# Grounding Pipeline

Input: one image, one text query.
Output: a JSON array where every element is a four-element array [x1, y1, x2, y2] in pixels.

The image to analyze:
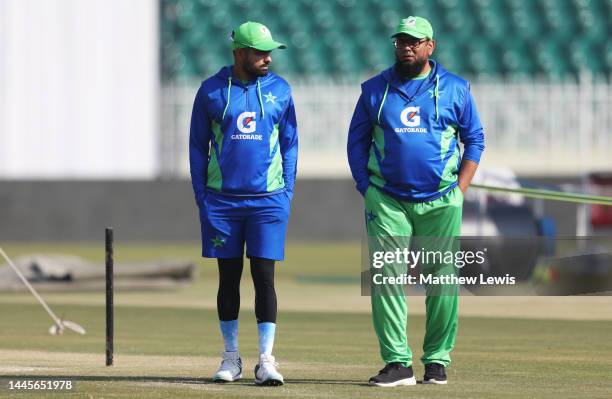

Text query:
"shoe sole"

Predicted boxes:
[[422, 378, 447, 385], [369, 376, 416, 387], [212, 373, 242, 383], [255, 378, 284, 386]]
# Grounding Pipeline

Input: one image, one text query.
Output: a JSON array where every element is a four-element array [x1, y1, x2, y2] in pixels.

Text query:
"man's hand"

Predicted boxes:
[[457, 159, 479, 193]]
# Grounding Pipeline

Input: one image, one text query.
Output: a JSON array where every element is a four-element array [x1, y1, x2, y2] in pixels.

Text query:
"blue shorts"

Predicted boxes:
[[199, 191, 291, 261]]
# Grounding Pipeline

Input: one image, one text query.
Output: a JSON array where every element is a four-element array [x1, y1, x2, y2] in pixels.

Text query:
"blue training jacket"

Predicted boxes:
[[347, 60, 485, 202], [189, 66, 298, 206]]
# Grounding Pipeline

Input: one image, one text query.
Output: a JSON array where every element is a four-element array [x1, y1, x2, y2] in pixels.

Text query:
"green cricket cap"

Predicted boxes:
[[391, 16, 434, 40], [231, 21, 286, 51]]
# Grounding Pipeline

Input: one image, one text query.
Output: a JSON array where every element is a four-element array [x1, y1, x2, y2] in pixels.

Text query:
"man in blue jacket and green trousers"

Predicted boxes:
[[347, 16, 485, 387], [190, 21, 297, 386]]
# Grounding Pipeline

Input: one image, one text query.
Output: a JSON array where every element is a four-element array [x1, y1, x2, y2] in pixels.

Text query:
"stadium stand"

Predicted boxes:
[[160, 0, 612, 81]]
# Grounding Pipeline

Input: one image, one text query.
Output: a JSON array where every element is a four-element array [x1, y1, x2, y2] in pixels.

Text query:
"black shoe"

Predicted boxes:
[[423, 363, 447, 385], [368, 362, 416, 387]]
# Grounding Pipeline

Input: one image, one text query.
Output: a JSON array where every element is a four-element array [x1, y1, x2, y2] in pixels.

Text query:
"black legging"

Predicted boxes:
[[217, 257, 277, 323]]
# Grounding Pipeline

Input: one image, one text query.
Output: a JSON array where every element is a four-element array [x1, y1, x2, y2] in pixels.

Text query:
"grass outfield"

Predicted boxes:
[[1, 303, 612, 398], [1, 242, 612, 398]]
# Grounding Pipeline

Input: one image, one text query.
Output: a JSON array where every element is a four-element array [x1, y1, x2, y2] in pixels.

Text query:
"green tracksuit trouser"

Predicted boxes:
[[365, 185, 463, 367]]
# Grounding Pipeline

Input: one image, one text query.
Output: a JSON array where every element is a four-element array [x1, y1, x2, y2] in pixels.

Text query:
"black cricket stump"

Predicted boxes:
[[105, 227, 114, 366]]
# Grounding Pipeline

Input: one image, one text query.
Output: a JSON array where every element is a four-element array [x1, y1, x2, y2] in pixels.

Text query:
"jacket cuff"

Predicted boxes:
[[357, 183, 369, 197]]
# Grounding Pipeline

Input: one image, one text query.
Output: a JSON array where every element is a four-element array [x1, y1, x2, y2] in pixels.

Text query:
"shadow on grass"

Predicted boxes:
[[1, 375, 367, 386]]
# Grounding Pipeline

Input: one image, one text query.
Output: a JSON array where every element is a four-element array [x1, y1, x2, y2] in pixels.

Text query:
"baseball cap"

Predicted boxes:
[[231, 21, 286, 51], [391, 16, 434, 40]]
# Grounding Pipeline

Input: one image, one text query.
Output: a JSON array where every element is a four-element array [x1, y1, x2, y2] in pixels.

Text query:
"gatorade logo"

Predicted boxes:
[[400, 107, 420, 127], [396, 106, 427, 133], [237, 112, 256, 133]]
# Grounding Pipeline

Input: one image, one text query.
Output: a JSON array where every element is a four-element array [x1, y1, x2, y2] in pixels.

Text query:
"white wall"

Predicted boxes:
[[0, 0, 158, 178]]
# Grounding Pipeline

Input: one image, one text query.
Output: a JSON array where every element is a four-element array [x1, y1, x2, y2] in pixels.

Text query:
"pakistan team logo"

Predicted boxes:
[[212, 235, 226, 248]]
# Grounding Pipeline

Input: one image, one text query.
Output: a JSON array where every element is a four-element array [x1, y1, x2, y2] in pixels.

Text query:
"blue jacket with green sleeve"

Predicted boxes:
[[189, 66, 298, 207], [347, 60, 485, 202]]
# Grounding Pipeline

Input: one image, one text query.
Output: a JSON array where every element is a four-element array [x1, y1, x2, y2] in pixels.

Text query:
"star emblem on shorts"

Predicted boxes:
[[365, 210, 377, 223], [211, 235, 226, 248], [264, 91, 277, 104]]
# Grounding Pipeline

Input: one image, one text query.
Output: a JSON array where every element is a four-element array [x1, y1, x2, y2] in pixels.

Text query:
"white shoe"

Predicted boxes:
[[212, 351, 242, 382], [254, 354, 284, 386]]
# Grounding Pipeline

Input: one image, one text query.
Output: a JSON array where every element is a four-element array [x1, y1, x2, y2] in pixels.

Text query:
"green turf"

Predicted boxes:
[[1, 302, 611, 398], [1, 242, 612, 398]]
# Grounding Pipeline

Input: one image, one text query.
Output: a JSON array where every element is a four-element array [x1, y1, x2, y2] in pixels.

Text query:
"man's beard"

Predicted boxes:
[[395, 54, 428, 79], [245, 62, 269, 78]]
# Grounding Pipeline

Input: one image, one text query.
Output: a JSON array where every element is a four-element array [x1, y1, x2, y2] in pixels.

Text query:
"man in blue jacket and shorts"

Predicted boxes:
[[189, 21, 297, 386]]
